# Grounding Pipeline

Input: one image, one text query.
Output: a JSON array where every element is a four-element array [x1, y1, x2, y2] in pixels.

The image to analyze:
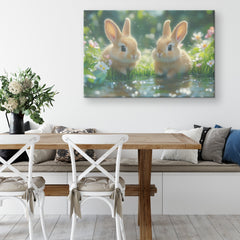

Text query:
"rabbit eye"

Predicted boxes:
[[168, 44, 173, 51], [121, 45, 127, 52]]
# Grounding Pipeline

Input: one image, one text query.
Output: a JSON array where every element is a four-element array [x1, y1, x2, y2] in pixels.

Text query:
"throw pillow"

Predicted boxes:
[[194, 124, 211, 160], [53, 126, 96, 162], [26, 123, 56, 164], [0, 121, 31, 163], [215, 125, 240, 165], [161, 127, 203, 164], [201, 127, 231, 163]]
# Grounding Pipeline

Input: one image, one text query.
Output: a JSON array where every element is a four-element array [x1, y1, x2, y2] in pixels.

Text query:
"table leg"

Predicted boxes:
[[138, 149, 152, 240]]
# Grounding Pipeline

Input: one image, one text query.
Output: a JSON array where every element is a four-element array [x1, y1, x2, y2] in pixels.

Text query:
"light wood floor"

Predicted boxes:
[[1, 215, 240, 240]]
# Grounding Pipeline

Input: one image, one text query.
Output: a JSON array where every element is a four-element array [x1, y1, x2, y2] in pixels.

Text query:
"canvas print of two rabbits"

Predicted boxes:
[[84, 10, 215, 98]]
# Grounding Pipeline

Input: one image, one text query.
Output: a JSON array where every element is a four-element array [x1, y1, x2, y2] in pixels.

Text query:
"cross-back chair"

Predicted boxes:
[[0, 134, 48, 240], [62, 134, 129, 240]]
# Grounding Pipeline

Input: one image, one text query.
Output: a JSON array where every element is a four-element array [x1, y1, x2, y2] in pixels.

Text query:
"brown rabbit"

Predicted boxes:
[[152, 20, 192, 78], [102, 18, 141, 75]]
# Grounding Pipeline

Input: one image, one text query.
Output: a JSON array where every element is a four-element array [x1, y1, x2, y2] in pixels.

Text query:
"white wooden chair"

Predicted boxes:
[[62, 134, 129, 240], [0, 135, 48, 240]]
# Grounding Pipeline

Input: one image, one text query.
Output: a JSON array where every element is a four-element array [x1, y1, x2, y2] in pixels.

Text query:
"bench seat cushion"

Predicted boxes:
[[2, 158, 240, 172]]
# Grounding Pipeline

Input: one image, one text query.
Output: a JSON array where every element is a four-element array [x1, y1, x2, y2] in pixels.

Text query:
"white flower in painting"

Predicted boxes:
[[207, 59, 215, 67], [4, 98, 18, 111], [95, 61, 109, 73], [192, 53, 203, 62], [8, 81, 22, 94], [192, 32, 203, 41], [198, 40, 209, 50], [89, 40, 99, 49]]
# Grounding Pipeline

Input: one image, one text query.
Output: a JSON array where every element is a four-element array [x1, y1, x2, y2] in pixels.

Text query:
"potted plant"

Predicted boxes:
[[0, 68, 58, 134]]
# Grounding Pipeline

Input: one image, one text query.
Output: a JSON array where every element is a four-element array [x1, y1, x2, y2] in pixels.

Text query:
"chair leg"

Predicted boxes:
[[39, 191, 48, 240], [28, 210, 34, 240], [115, 214, 122, 240], [119, 215, 126, 240], [70, 211, 77, 240]]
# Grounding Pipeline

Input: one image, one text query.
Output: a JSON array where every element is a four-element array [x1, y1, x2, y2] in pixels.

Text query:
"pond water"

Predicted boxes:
[[84, 75, 215, 98]]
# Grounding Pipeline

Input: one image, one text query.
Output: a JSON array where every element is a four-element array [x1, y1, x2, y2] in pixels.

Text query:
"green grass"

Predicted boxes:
[[84, 35, 215, 84]]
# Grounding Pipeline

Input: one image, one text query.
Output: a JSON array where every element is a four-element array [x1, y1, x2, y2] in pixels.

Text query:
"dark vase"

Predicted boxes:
[[9, 113, 25, 134]]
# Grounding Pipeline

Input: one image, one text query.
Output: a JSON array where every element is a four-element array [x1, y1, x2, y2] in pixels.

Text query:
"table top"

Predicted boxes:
[[0, 133, 201, 150]]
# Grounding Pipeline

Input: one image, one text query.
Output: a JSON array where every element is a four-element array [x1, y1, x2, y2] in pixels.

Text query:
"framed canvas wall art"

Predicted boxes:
[[84, 10, 215, 98]]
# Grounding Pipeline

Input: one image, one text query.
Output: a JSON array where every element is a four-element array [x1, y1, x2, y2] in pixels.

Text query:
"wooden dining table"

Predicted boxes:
[[0, 133, 201, 240]]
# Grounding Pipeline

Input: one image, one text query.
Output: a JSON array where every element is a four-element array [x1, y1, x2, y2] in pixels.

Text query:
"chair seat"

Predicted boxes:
[[77, 176, 125, 192], [0, 176, 45, 192]]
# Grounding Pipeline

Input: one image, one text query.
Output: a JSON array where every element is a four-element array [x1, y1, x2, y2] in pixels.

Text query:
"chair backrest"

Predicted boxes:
[[0, 135, 40, 189], [62, 134, 129, 190]]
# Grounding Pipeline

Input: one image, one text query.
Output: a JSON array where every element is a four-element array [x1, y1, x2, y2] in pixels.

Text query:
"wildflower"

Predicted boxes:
[[196, 63, 202, 67], [192, 32, 203, 41], [8, 81, 22, 94], [192, 54, 202, 62], [4, 98, 18, 111], [95, 61, 109, 73], [89, 40, 99, 48], [205, 26, 214, 38], [104, 54, 110, 59], [83, 41, 87, 45], [207, 59, 215, 67], [198, 40, 209, 50], [108, 59, 112, 66]]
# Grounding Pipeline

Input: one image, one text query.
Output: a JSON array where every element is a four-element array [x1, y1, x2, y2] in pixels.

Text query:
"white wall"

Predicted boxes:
[[0, 0, 239, 132]]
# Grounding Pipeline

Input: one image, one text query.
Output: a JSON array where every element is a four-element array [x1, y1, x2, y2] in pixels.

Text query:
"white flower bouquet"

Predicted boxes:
[[0, 68, 58, 124]]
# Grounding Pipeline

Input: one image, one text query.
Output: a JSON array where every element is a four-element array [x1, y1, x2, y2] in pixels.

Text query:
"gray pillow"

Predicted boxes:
[[202, 128, 231, 163]]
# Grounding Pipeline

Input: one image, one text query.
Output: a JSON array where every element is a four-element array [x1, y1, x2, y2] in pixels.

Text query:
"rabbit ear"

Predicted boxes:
[[171, 21, 188, 43], [122, 18, 131, 36], [162, 20, 171, 37], [104, 19, 122, 44]]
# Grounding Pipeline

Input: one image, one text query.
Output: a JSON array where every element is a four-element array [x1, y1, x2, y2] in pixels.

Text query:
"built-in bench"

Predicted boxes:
[[4, 158, 240, 172], [2, 159, 240, 215]]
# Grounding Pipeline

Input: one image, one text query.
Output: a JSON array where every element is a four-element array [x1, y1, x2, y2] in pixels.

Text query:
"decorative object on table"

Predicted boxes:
[[0, 122, 31, 163], [53, 126, 96, 162], [0, 68, 58, 134], [84, 10, 215, 98]]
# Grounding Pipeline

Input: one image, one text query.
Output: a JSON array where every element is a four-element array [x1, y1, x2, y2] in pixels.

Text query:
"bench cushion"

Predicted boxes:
[[2, 158, 240, 172]]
